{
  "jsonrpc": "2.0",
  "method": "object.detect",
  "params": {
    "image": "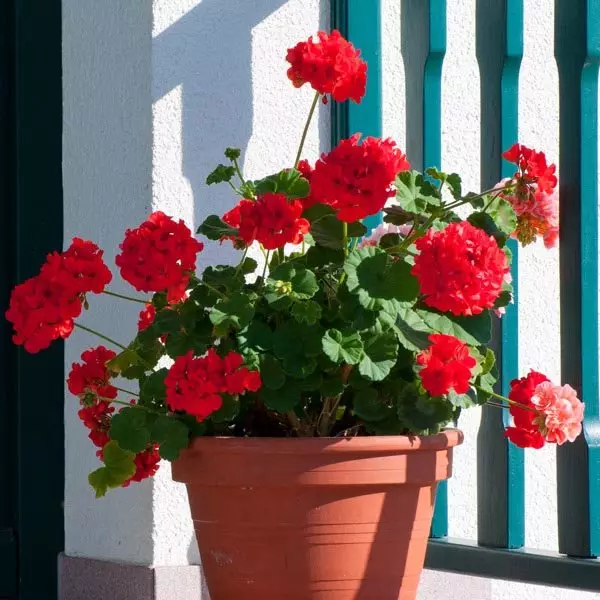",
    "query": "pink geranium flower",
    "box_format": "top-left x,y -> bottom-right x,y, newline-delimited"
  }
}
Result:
531,382 -> 584,445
